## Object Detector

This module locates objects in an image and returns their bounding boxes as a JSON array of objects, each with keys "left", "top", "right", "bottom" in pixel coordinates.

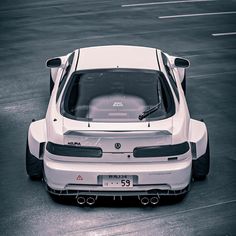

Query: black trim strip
[
  {"left": 133, "top": 142, "right": 189, "bottom": 157},
  {"left": 156, "top": 49, "right": 161, "bottom": 70},
  {"left": 46, "top": 142, "right": 102, "bottom": 157},
  {"left": 39, "top": 142, "right": 46, "bottom": 158},
  {"left": 75, "top": 49, "right": 80, "bottom": 70}
]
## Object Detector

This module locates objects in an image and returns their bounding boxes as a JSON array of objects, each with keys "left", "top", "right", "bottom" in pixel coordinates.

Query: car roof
[{"left": 77, "top": 45, "right": 161, "bottom": 71}]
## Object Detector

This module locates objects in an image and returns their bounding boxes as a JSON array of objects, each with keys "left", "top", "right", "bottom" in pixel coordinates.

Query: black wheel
[
  {"left": 26, "top": 138, "right": 43, "bottom": 180},
  {"left": 50, "top": 72, "right": 54, "bottom": 94},
  {"left": 192, "top": 139, "right": 210, "bottom": 180},
  {"left": 181, "top": 73, "right": 186, "bottom": 94}
]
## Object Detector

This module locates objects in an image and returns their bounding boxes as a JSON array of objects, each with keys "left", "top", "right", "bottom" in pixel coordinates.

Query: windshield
[{"left": 61, "top": 69, "right": 174, "bottom": 122}]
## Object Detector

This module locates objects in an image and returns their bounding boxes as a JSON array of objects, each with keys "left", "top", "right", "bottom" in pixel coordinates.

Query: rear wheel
[
  {"left": 26, "top": 138, "right": 43, "bottom": 180},
  {"left": 192, "top": 140, "right": 210, "bottom": 180}
]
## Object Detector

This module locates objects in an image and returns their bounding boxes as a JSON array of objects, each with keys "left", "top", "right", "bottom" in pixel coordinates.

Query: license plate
[{"left": 103, "top": 175, "right": 133, "bottom": 188}]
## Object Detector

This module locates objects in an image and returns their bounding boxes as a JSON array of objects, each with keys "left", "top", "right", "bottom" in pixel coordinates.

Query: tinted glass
[{"left": 63, "top": 70, "right": 173, "bottom": 122}]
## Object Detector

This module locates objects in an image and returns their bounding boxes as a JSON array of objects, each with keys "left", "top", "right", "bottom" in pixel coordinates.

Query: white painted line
[
  {"left": 76, "top": 199, "right": 236, "bottom": 234},
  {"left": 122, "top": 0, "right": 216, "bottom": 7},
  {"left": 188, "top": 71, "right": 236, "bottom": 79},
  {"left": 172, "top": 199, "right": 236, "bottom": 215},
  {"left": 159, "top": 11, "right": 236, "bottom": 19},
  {"left": 212, "top": 32, "right": 236, "bottom": 36}
]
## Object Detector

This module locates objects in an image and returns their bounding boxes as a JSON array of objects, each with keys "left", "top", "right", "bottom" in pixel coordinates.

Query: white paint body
[{"left": 28, "top": 45, "right": 208, "bottom": 196}]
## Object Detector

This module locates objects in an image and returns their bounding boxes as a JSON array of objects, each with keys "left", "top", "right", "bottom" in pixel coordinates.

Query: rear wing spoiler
[{"left": 63, "top": 130, "right": 172, "bottom": 137}]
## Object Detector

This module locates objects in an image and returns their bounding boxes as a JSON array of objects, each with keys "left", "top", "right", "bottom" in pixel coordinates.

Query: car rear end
[
  {"left": 44, "top": 46, "right": 192, "bottom": 205},
  {"left": 44, "top": 121, "right": 192, "bottom": 205}
]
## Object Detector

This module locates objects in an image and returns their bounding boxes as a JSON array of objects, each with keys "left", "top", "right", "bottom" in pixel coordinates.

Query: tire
[
  {"left": 192, "top": 139, "right": 210, "bottom": 180},
  {"left": 50, "top": 72, "right": 54, "bottom": 94},
  {"left": 26, "top": 138, "right": 43, "bottom": 180},
  {"left": 181, "top": 73, "right": 186, "bottom": 94}
]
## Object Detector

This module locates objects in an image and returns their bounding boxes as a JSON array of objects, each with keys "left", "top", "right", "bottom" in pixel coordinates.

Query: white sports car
[{"left": 26, "top": 45, "right": 210, "bottom": 206}]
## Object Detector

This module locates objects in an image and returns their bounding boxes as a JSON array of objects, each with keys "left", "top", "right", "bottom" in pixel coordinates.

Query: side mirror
[
  {"left": 46, "top": 57, "right": 62, "bottom": 68},
  {"left": 174, "top": 57, "right": 190, "bottom": 68}
]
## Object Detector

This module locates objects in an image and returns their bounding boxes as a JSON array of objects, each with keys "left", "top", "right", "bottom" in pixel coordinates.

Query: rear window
[{"left": 61, "top": 69, "right": 174, "bottom": 122}]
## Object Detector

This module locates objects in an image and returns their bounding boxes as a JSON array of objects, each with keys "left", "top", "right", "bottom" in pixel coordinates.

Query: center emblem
[{"left": 115, "top": 143, "right": 121, "bottom": 149}]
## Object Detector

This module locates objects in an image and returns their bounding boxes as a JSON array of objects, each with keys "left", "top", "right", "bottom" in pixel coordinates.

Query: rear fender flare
[
  {"left": 28, "top": 119, "right": 47, "bottom": 159},
  {"left": 189, "top": 119, "right": 208, "bottom": 159}
]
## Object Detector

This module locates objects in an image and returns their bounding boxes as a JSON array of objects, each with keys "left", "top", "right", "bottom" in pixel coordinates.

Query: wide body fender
[
  {"left": 189, "top": 119, "right": 208, "bottom": 159},
  {"left": 28, "top": 119, "right": 47, "bottom": 160}
]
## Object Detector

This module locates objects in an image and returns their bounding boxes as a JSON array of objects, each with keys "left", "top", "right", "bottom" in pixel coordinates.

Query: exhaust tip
[
  {"left": 76, "top": 196, "right": 86, "bottom": 205},
  {"left": 140, "top": 196, "right": 149, "bottom": 206},
  {"left": 86, "top": 196, "right": 96, "bottom": 206},
  {"left": 150, "top": 196, "right": 160, "bottom": 205}
]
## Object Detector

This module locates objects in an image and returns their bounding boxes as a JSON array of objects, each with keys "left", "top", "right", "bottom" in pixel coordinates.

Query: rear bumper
[
  {"left": 46, "top": 184, "right": 190, "bottom": 197},
  {"left": 44, "top": 153, "right": 192, "bottom": 196}
]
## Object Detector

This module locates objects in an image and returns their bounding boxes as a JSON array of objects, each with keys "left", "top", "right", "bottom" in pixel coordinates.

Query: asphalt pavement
[{"left": 0, "top": 0, "right": 236, "bottom": 235}]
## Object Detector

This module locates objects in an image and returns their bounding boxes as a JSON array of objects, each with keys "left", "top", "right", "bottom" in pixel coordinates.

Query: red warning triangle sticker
[{"left": 76, "top": 175, "right": 83, "bottom": 181}]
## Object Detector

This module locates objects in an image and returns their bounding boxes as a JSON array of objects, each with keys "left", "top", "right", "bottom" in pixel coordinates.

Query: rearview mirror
[
  {"left": 174, "top": 57, "right": 190, "bottom": 68},
  {"left": 46, "top": 58, "right": 62, "bottom": 68}
]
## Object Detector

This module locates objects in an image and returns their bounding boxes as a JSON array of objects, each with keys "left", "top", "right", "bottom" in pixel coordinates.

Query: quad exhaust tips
[
  {"left": 140, "top": 196, "right": 160, "bottom": 206},
  {"left": 76, "top": 195, "right": 159, "bottom": 206},
  {"left": 76, "top": 196, "right": 96, "bottom": 206}
]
